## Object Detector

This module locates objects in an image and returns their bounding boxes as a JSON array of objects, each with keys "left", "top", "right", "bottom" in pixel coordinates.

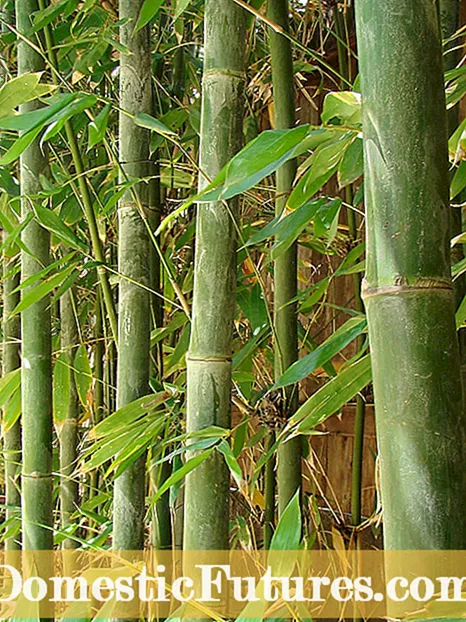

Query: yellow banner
[{"left": 0, "top": 550, "right": 465, "bottom": 619}]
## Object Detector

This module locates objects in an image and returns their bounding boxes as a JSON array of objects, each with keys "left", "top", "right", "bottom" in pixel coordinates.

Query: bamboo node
[
  {"left": 203, "top": 69, "right": 245, "bottom": 81},
  {"left": 22, "top": 472, "right": 52, "bottom": 479},
  {"left": 362, "top": 276, "right": 453, "bottom": 300},
  {"left": 186, "top": 355, "right": 232, "bottom": 364},
  {"left": 119, "top": 201, "right": 149, "bottom": 210}
]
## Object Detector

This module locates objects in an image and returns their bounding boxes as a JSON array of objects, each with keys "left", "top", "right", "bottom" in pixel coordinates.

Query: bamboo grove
[{"left": 0, "top": 0, "right": 465, "bottom": 598}]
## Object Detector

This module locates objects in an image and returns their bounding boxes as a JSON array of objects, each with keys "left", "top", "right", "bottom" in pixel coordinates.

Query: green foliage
[
  {"left": 2, "top": 0, "right": 462, "bottom": 556},
  {"left": 274, "top": 316, "right": 367, "bottom": 389}
]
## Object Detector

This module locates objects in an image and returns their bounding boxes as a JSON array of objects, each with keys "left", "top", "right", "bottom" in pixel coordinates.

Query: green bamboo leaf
[
  {"left": 274, "top": 316, "right": 367, "bottom": 389},
  {"left": 299, "top": 278, "right": 329, "bottom": 312},
  {"left": 244, "top": 212, "right": 283, "bottom": 247},
  {"left": 232, "top": 325, "right": 270, "bottom": 370},
  {"left": 92, "top": 393, "right": 169, "bottom": 438},
  {"left": 217, "top": 440, "right": 244, "bottom": 487},
  {"left": 41, "top": 94, "right": 97, "bottom": 143},
  {"left": 0, "top": 73, "right": 52, "bottom": 118},
  {"left": 174, "top": 0, "right": 190, "bottom": 20},
  {"left": 456, "top": 294, "right": 466, "bottom": 328},
  {"left": 232, "top": 417, "right": 247, "bottom": 457},
  {"left": 15, "top": 253, "right": 76, "bottom": 292},
  {"left": 150, "top": 448, "right": 215, "bottom": 506},
  {"left": 448, "top": 116, "right": 466, "bottom": 163},
  {"left": 299, "top": 322, "right": 336, "bottom": 377},
  {"left": 268, "top": 491, "right": 302, "bottom": 579},
  {"left": 220, "top": 125, "right": 310, "bottom": 200},
  {"left": 33, "top": 0, "right": 78, "bottom": 31},
  {"left": 0, "top": 369, "right": 21, "bottom": 408},
  {"left": 237, "top": 282, "right": 268, "bottom": 333},
  {"left": 0, "top": 93, "right": 76, "bottom": 133},
  {"left": 53, "top": 352, "right": 71, "bottom": 425},
  {"left": 245, "top": 197, "right": 324, "bottom": 251},
  {"left": 155, "top": 437, "right": 221, "bottom": 465},
  {"left": 270, "top": 198, "right": 325, "bottom": 260},
  {"left": 170, "top": 425, "right": 228, "bottom": 446},
  {"left": 108, "top": 419, "right": 166, "bottom": 478},
  {"left": 164, "top": 323, "right": 190, "bottom": 374},
  {"left": 0, "top": 211, "right": 34, "bottom": 259},
  {"left": 134, "top": 0, "right": 164, "bottom": 32},
  {"left": 288, "top": 133, "right": 353, "bottom": 210},
  {"left": 50, "top": 268, "right": 81, "bottom": 305},
  {"left": 74, "top": 344, "right": 92, "bottom": 406},
  {"left": 133, "top": 113, "right": 176, "bottom": 136},
  {"left": 2, "top": 389, "right": 21, "bottom": 436},
  {"left": 451, "top": 160, "right": 466, "bottom": 199},
  {"left": 0, "top": 126, "right": 42, "bottom": 166},
  {"left": 321, "top": 91, "right": 361, "bottom": 127},
  {"left": 88, "top": 103, "right": 111, "bottom": 149},
  {"left": 33, "top": 204, "right": 88, "bottom": 252},
  {"left": 156, "top": 126, "right": 310, "bottom": 235},
  {"left": 84, "top": 427, "right": 140, "bottom": 472},
  {"left": 0, "top": 168, "right": 19, "bottom": 196},
  {"left": 338, "top": 136, "right": 363, "bottom": 186},
  {"left": 270, "top": 490, "right": 301, "bottom": 551},
  {"left": 12, "top": 265, "right": 75, "bottom": 315},
  {"left": 288, "top": 354, "right": 372, "bottom": 433}
]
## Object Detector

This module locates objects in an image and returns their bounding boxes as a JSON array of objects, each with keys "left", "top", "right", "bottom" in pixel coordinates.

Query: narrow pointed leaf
[
  {"left": 134, "top": 113, "right": 176, "bottom": 136},
  {"left": 134, "top": 0, "right": 164, "bottom": 32},
  {"left": 274, "top": 316, "right": 367, "bottom": 389},
  {"left": 12, "top": 265, "right": 75, "bottom": 315},
  {"left": 288, "top": 354, "right": 372, "bottom": 433},
  {"left": 0, "top": 369, "right": 21, "bottom": 408},
  {"left": 74, "top": 344, "right": 92, "bottom": 406},
  {"left": 150, "top": 449, "right": 215, "bottom": 506}
]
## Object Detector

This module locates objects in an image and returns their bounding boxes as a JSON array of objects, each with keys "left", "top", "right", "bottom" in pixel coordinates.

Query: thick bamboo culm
[
  {"left": 183, "top": 0, "right": 246, "bottom": 551},
  {"left": 355, "top": 0, "right": 466, "bottom": 549},
  {"left": 113, "top": 0, "right": 152, "bottom": 550}
]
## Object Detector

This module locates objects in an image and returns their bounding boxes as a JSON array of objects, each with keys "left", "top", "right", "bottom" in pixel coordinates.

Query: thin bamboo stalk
[
  {"left": 149, "top": 160, "right": 172, "bottom": 551},
  {"left": 183, "top": 0, "right": 246, "bottom": 551},
  {"left": 267, "top": 0, "right": 301, "bottom": 520},
  {"left": 2, "top": 241, "right": 21, "bottom": 552},
  {"left": 355, "top": 0, "right": 466, "bottom": 549},
  {"left": 264, "top": 431, "right": 276, "bottom": 548},
  {"left": 58, "top": 290, "right": 79, "bottom": 549},
  {"left": 38, "top": 0, "right": 118, "bottom": 344},
  {"left": 334, "top": 7, "right": 366, "bottom": 528},
  {"left": 1, "top": 0, "right": 20, "bottom": 557}
]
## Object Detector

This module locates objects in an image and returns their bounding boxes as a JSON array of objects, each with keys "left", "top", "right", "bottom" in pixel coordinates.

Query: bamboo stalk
[
  {"left": 2, "top": 240, "right": 21, "bottom": 552},
  {"left": 16, "top": 0, "right": 53, "bottom": 551},
  {"left": 149, "top": 159, "right": 172, "bottom": 550},
  {"left": 183, "top": 0, "right": 246, "bottom": 551},
  {"left": 58, "top": 290, "right": 79, "bottom": 549},
  {"left": 267, "top": 0, "right": 301, "bottom": 519},
  {"left": 94, "top": 286, "right": 104, "bottom": 426},
  {"left": 38, "top": 0, "right": 118, "bottom": 344},
  {"left": 112, "top": 0, "right": 152, "bottom": 551},
  {"left": 1, "top": 0, "right": 20, "bottom": 557},
  {"left": 264, "top": 430, "right": 276, "bottom": 548},
  {"left": 334, "top": 6, "right": 366, "bottom": 529},
  {"left": 355, "top": 0, "right": 466, "bottom": 549}
]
